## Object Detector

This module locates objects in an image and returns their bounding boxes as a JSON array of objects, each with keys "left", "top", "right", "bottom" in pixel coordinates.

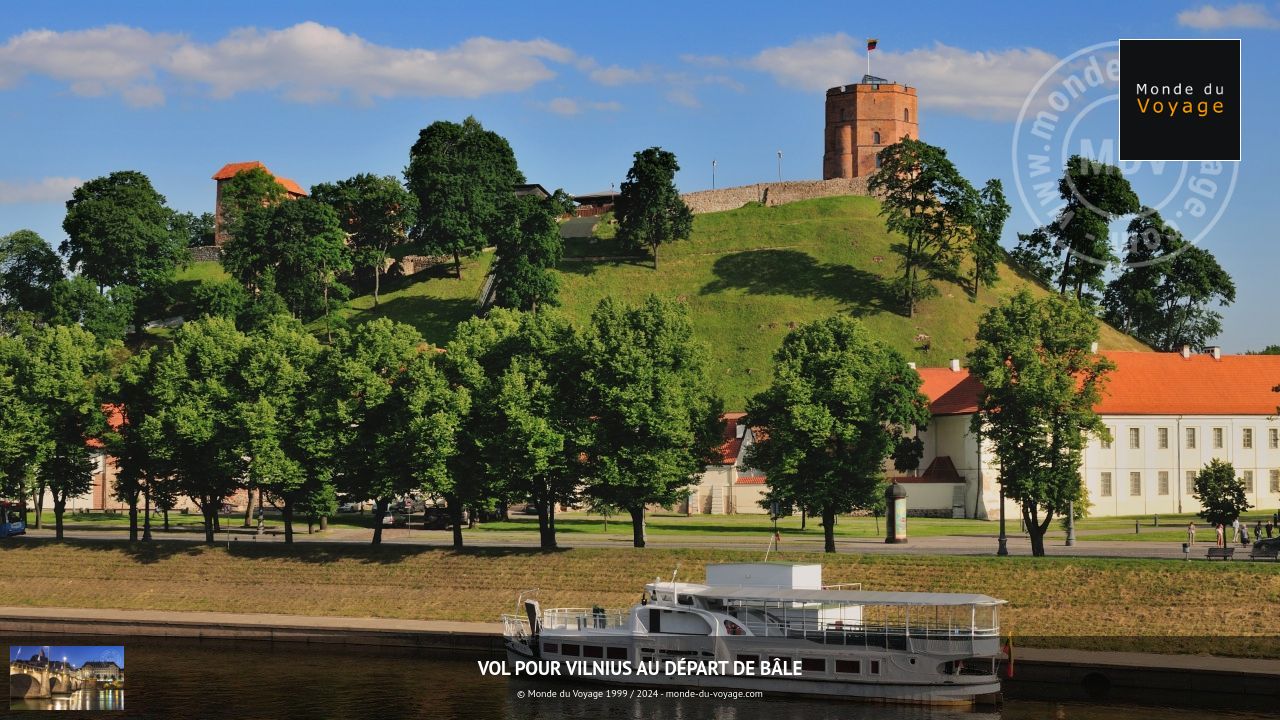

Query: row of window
[
  {"left": 1101, "top": 426, "right": 1280, "bottom": 451},
  {"left": 1098, "top": 469, "right": 1280, "bottom": 497},
  {"left": 541, "top": 643, "right": 889, "bottom": 677},
  {"left": 542, "top": 642, "right": 628, "bottom": 660}
]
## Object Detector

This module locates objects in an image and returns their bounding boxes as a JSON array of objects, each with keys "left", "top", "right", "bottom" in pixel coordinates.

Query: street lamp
[
  {"left": 997, "top": 479, "right": 1008, "bottom": 556},
  {"left": 712, "top": 159, "right": 717, "bottom": 189},
  {"left": 776, "top": 150, "right": 783, "bottom": 181},
  {"left": 1066, "top": 500, "right": 1076, "bottom": 546}
]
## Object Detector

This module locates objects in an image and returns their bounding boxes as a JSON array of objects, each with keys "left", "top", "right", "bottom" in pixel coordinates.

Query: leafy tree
[
  {"left": 321, "top": 318, "right": 430, "bottom": 544},
  {"left": 311, "top": 174, "right": 418, "bottom": 306},
  {"left": 236, "top": 315, "right": 328, "bottom": 543},
  {"left": 406, "top": 116, "right": 524, "bottom": 279},
  {"left": 105, "top": 348, "right": 169, "bottom": 541},
  {"left": 1248, "top": 345, "right": 1280, "bottom": 355},
  {"left": 146, "top": 317, "right": 251, "bottom": 543},
  {"left": 580, "top": 296, "right": 722, "bottom": 547},
  {"left": 17, "top": 325, "right": 111, "bottom": 539},
  {"left": 49, "top": 277, "right": 136, "bottom": 341},
  {"left": 0, "top": 230, "right": 64, "bottom": 319},
  {"left": 491, "top": 194, "right": 564, "bottom": 310},
  {"left": 614, "top": 147, "right": 693, "bottom": 270},
  {"left": 445, "top": 309, "right": 585, "bottom": 549},
  {"left": 171, "top": 211, "right": 216, "bottom": 248},
  {"left": 60, "top": 171, "right": 188, "bottom": 335},
  {"left": 0, "top": 333, "right": 46, "bottom": 524},
  {"left": 968, "top": 290, "right": 1113, "bottom": 556},
  {"left": 745, "top": 316, "right": 930, "bottom": 552},
  {"left": 297, "top": 480, "right": 338, "bottom": 534},
  {"left": 217, "top": 166, "right": 288, "bottom": 245},
  {"left": 971, "top": 179, "right": 1011, "bottom": 300},
  {"left": 868, "top": 139, "right": 976, "bottom": 316},
  {"left": 1193, "top": 459, "right": 1250, "bottom": 528},
  {"left": 1102, "top": 210, "right": 1235, "bottom": 351},
  {"left": 188, "top": 278, "right": 250, "bottom": 323},
  {"left": 223, "top": 198, "right": 352, "bottom": 330}
]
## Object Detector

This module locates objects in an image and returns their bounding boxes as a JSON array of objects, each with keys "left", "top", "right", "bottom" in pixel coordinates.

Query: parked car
[{"left": 1250, "top": 536, "right": 1280, "bottom": 560}]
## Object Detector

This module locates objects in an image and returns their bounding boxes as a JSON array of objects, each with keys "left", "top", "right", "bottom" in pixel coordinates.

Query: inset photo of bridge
[{"left": 9, "top": 646, "right": 124, "bottom": 711}]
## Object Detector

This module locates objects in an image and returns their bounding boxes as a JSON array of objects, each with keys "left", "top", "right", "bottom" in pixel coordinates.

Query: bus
[{"left": 1, "top": 500, "right": 26, "bottom": 537}]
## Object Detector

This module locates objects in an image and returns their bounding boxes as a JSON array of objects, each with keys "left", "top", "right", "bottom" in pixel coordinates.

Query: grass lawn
[
  {"left": 475, "top": 512, "right": 997, "bottom": 538},
  {"left": 552, "top": 197, "right": 1147, "bottom": 408},
  {"left": 168, "top": 260, "right": 231, "bottom": 316},
  {"left": 0, "top": 542, "right": 1276, "bottom": 656}
]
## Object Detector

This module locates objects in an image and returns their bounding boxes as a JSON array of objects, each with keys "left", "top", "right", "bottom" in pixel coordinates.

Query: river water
[{"left": 6, "top": 639, "right": 1273, "bottom": 719}]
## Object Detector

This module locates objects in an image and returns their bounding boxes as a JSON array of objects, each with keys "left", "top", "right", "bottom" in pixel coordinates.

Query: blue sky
[
  {"left": 10, "top": 645, "right": 124, "bottom": 668},
  {"left": 1, "top": 1, "right": 1276, "bottom": 350}
]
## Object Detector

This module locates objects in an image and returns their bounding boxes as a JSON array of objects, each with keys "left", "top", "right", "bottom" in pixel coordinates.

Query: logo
[{"left": 1011, "top": 41, "right": 1237, "bottom": 269}]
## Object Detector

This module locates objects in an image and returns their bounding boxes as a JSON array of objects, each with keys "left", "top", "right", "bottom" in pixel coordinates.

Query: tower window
[
  {"left": 875, "top": 152, "right": 883, "bottom": 169},
  {"left": 873, "top": 131, "right": 881, "bottom": 145},
  {"left": 904, "top": 108, "right": 909, "bottom": 122}
]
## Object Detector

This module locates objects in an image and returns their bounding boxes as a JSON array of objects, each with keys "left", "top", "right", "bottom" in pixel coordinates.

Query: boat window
[
  {"left": 583, "top": 645, "right": 604, "bottom": 658},
  {"left": 678, "top": 595, "right": 695, "bottom": 606},
  {"left": 736, "top": 654, "right": 756, "bottom": 666},
  {"left": 606, "top": 646, "right": 627, "bottom": 660},
  {"left": 542, "top": 642, "right": 559, "bottom": 654},
  {"left": 870, "top": 660, "right": 881, "bottom": 675},
  {"left": 835, "top": 660, "right": 861, "bottom": 674},
  {"left": 801, "top": 658, "right": 826, "bottom": 673},
  {"left": 723, "top": 619, "right": 746, "bottom": 635},
  {"left": 561, "top": 643, "right": 581, "bottom": 656}
]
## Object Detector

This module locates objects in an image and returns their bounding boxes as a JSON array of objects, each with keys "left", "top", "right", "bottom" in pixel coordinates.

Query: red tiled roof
[
  {"left": 736, "top": 475, "right": 766, "bottom": 485},
  {"left": 212, "top": 161, "right": 307, "bottom": 197},
  {"left": 717, "top": 412, "right": 747, "bottom": 464},
  {"left": 915, "top": 351, "right": 1280, "bottom": 417},
  {"left": 86, "top": 404, "right": 125, "bottom": 450}
]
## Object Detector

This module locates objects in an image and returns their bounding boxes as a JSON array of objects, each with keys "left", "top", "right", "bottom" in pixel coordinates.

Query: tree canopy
[
  {"left": 491, "top": 193, "right": 564, "bottom": 311},
  {"left": 0, "top": 229, "right": 63, "bottom": 320},
  {"left": 968, "top": 290, "right": 1113, "bottom": 556},
  {"left": 405, "top": 116, "right": 524, "bottom": 279},
  {"left": 614, "top": 147, "right": 693, "bottom": 270},
  {"left": 311, "top": 173, "right": 418, "bottom": 307},
  {"left": 746, "top": 316, "right": 930, "bottom": 552},
  {"left": 1193, "top": 459, "right": 1250, "bottom": 528}
]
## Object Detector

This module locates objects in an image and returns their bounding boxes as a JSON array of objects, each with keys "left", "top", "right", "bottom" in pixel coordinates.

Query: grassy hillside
[
  {"left": 174, "top": 196, "right": 1146, "bottom": 407},
  {"left": 557, "top": 196, "right": 1145, "bottom": 408}
]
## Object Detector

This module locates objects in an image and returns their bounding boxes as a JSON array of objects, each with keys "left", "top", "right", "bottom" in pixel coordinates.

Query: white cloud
[
  {"left": 588, "top": 64, "right": 652, "bottom": 86},
  {"left": 679, "top": 53, "right": 731, "bottom": 68},
  {"left": 537, "top": 97, "right": 622, "bottom": 116},
  {"left": 665, "top": 87, "right": 700, "bottom": 108},
  {"left": 1177, "top": 3, "right": 1280, "bottom": 29},
  {"left": 0, "top": 25, "right": 181, "bottom": 106},
  {"left": 0, "top": 176, "right": 83, "bottom": 205},
  {"left": 0, "top": 22, "right": 578, "bottom": 105},
  {"left": 747, "top": 34, "right": 1060, "bottom": 120}
]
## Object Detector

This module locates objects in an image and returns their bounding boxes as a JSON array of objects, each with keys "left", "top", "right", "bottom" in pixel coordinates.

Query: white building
[{"left": 694, "top": 350, "right": 1280, "bottom": 519}]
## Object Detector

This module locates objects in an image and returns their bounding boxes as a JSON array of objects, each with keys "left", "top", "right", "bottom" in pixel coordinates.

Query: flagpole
[{"left": 867, "top": 48, "right": 871, "bottom": 78}]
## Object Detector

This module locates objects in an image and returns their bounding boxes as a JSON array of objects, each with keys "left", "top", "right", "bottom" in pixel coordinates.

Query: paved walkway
[{"left": 15, "top": 525, "right": 1237, "bottom": 560}]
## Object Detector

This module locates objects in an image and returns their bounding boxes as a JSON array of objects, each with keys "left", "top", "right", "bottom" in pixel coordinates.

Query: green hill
[{"left": 178, "top": 195, "right": 1147, "bottom": 409}]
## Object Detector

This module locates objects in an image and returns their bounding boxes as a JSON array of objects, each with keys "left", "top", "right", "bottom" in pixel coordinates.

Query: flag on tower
[{"left": 867, "top": 38, "right": 878, "bottom": 52}]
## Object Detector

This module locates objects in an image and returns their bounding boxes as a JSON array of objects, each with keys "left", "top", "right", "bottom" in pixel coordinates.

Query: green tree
[
  {"left": 223, "top": 198, "right": 352, "bottom": 330},
  {"left": 171, "top": 211, "right": 216, "bottom": 248},
  {"left": 0, "top": 230, "right": 64, "bottom": 319},
  {"left": 745, "top": 316, "right": 930, "bottom": 553},
  {"left": 581, "top": 296, "right": 722, "bottom": 547},
  {"left": 311, "top": 174, "right": 418, "bottom": 307},
  {"left": 614, "top": 147, "right": 693, "bottom": 270},
  {"left": 49, "top": 277, "right": 136, "bottom": 341},
  {"left": 60, "top": 171, "right": 188, "bottom": 335},
  {"left": 0, "top": 333, "right": 46, "bottom": 524},
  {"left": 1102, "top": 211, "right": 1235, "bottom": 351},
  {"left": 406, "top": 116, "right": 524, "bottom": 279},
  {"left": 16, "top": 325, "right": 112, "bottom": 539},
  {"left": 188, "top": 278, "right": 250, "bottom": 323},
  {"left": 971, "top": 179, "right": 1011, "bottom": 300},
  {"left": 105, "top": 348, "right": 171, "bottom": 542},
  {"left": 147, "top": 317, "right": 251, "bottom": 543},
  {"left": 868, "top": 139, "right": 976, "bottom": 316},
  {"left": 1193, "top": 459, "right": 1250, "bottom": 528},
  {"left": 491, "top": 194, "right": 564, "bottom": 311},
  {"left": 236, "top": 315, "right": 328, "bottom": 543},
  {"left": 322, "top": 318, "right": 432, "bottom": 544},
  {"left": 968, "top": 290, "right": 1113, "bottom": 556},
  {"left": 217, "top": 167, "right": 288, "bottom": 245},
  {"left": 445, "top": 309, "right": 585, "bottom": 549},
  {"left": 1248, "top": 345, "right": 1280, "bottom": 355}
]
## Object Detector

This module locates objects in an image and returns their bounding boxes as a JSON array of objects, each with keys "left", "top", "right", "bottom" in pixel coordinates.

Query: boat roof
[{"left": 686, "top": 585, "right": 1005, "bottom": 607}]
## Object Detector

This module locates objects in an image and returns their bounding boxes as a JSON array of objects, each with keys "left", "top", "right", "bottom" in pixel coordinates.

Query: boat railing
[
  {"left": 502, "top": 614, "right": 532, "bottom": 644},
  {"left": 541, "top": 607, "right": 631, "bottom": 631},
  {"left": 740, "top": 617, "right": 1000, "bottom": 648},
  {"left": 821, "top": 582, "right": 863, "bottom": 590}
]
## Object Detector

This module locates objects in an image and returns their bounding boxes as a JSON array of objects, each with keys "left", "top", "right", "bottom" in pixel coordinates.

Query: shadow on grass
[
  {"left": 345, "top": 296, "right": 476, "bottom": 346},
  {"left": 699, "top": 249, "right": 894, "bottom": 316}
]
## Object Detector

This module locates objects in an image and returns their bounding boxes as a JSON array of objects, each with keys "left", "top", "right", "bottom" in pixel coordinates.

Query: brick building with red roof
[{"left": 211, "top": 161, "right": 307, "bottom": 246}]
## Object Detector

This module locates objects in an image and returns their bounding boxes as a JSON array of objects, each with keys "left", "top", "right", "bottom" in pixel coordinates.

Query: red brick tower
[{"left": 823, "top": 76, "right": 919, "bottom": 179}]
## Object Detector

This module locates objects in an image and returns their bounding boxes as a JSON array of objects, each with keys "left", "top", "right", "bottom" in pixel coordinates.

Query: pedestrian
[
  {"left": 1240, "top": 523, "right": 1250, "bottom": 546},
  {"left": 1216, "top": 523, "right": 1225, "bottom": 548},
  {"left": 1268, "top": 521, "right": 1274, "bottom": 539},
  {"left": 1232, "top": 518, "right": 1241, "bottom": 544},
  {"left": 1255, "top": 520, "right": 1263, "bottom": 543},
  {"left": 1187, "top": 522, "right": 1196, "bottom": 546}
]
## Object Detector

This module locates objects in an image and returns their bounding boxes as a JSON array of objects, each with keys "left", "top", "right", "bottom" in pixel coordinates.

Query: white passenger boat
[{"left": 502, "top": 562, "right": 1006, "bottom": 705}]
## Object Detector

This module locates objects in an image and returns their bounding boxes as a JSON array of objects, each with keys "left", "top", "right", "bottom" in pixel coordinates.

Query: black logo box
[{"left": 1119, "top": 39, "right": 1240, "bottom": 162}]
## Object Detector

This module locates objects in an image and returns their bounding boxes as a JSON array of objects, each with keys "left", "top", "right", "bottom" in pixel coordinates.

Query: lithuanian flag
[{"left": 867, "top": 38, "right": 878, "bottom": 52}]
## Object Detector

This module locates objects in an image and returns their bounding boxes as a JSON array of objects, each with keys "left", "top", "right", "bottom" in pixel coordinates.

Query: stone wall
[
  {"left": 190, "top": 245, "right": 223, "bottom": 262},
  {"left": 681, "top": 177, "right": 871, "bottom": 215}
]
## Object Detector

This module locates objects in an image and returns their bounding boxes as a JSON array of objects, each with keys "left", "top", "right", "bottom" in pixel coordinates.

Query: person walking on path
[
  {"left": 1187, "top": 522, "right": 1196, "bottom": 546},
  {"left": 1232, "top": 518, "right": 1241, "bottom": 544},
  {"left": 1255, "top": 520, "right": 1263, "bottom": 543},
  {"left": 1241, "top": 523, "right": 1251, "bottom": 546},
  {"left": 1216, "top": 523, "right": 1225, "bottom": 548}
]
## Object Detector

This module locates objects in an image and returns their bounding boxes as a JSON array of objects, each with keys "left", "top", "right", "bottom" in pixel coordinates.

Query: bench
[
  {"left": 1249, "top": 545, "right": 1279, "bottom": 561},
  {"left": 1206, "top": 547, "right": 1235, "bottom": 560}
]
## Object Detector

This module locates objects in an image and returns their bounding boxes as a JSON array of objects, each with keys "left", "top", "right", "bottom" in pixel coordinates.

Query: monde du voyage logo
[{"left": 1119, "top": 39, "right": 1241, "bottom": 162}]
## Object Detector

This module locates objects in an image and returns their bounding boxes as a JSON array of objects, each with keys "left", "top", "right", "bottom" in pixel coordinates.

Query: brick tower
[{"left": 823, "top": 75, "right": 919, "bottom": 179}]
